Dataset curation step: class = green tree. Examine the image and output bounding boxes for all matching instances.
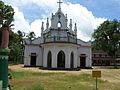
[92,19,120,68]
[26,31,36,43]
[17,30,25,45]
[0,1,14,27]
[9,31,25,64]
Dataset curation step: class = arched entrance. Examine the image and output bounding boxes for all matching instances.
[57,51,65,68]
[70,52,74,68]
[47,51,52,68]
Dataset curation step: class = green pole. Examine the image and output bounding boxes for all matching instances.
[0,49,10,90]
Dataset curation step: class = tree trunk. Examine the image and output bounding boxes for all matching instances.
[1,26,11,49]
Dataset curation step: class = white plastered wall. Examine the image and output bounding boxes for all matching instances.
[42,43,78,68]
[78,46,92,67]
[24,45,43,66]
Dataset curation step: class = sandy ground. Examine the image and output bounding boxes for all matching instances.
[9,64,120,83]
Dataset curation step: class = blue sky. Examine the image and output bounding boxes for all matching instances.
[2,0,120,41]
[67,0,120,19]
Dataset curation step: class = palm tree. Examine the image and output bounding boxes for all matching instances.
[0,1,14,48]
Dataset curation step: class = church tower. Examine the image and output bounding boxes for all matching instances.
[41,0,79,69]
[41,0,77,44]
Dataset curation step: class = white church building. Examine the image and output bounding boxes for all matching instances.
[24,0,92,69]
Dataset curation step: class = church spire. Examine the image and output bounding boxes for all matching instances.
[41,22,44,37]
[69,19,72,30]
[46,17,49,29]
[57,0,62,11]
[74,23,77,37]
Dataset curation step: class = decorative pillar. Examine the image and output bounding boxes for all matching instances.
[52,47,57,68]
[1,27,10,48]
[0,49,10,90]
[0,26,10,90]
[65,49,70,68]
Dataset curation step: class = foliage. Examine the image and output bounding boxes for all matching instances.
[92,19,120,67]
[0,1,14,27]
[26,31,36,41]
[17,30,25,45]
[8,30,37,64]
[9,31,25,64]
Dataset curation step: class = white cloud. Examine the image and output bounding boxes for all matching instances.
[61,2,106,41]
[13,6,30,33]
[29,19,43,36]
[4,0,106,41]
[13,6,46,37]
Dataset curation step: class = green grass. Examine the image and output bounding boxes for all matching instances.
[11,84,44,90]
[9,70,107,90]
[23,85,44,90]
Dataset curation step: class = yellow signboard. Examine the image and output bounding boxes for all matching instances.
[92,71,101,78]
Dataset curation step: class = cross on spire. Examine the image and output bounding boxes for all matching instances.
[57,0,62,10]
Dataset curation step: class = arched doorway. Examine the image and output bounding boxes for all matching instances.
[47,51,52,68]
[57,51,65,68]
[70,52,74,68]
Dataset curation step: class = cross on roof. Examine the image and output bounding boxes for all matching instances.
[57,0,63,10]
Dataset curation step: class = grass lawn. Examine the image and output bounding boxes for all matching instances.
[9,65,120,90]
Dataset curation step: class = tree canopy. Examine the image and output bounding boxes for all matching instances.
[26,31,36,44]
[9,31,24,63]
[0,1,14,27]
[92,19,120,67]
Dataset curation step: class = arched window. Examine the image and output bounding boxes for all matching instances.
[57,21,62,28]
[70,52,74,68]
[57,50,65,68]
[47,51,52,68]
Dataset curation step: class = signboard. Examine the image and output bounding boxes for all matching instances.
[92,71,101,78]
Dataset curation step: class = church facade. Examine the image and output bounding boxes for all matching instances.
[24,1,92,69]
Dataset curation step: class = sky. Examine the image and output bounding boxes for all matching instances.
[2,0,120,41]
